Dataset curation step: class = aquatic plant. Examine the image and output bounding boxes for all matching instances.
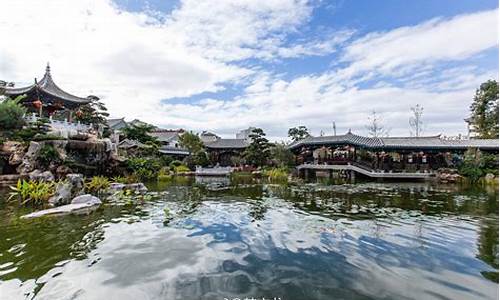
[85,176,110,194]
[9,179,55,206]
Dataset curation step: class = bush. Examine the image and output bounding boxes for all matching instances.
[173,164,190,174]
[459,149,499,182]
[127,157,161,172]
[263,167,289,183]
[0,97,27,131]
[9,179,55,206]
[134,168,156,180]
[112,174,139,184]
[38,144,60,168]
[85,176,110,194]
[169,160,183,169]
[159,155,173,167]
[157,167,172,181]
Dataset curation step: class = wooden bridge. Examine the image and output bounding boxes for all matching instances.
[297,163,435,180]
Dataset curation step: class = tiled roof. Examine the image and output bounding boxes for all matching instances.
[289,133,498,151]
[205,138,249,149]
[5,65,91,105]
[118,139,147,149]
[150,130,183,142]
[107,118,127,130]
[159,146,190,156]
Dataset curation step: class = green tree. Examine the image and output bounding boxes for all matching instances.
[269,142,295,168]
[288,126,310,142]
[470,80,499,138]
[121,123,159,145]
[459,148,499,182]
[0,96,27,132]
[74,95,109,126]
[178,131,204,153]
[243,128,270,167]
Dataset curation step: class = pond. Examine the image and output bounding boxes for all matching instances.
[0,179,498,300]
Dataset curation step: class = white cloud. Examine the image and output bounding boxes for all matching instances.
[341,9,498,78]
[0,2,497,139]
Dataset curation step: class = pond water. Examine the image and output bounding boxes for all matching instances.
[0,179,498,300]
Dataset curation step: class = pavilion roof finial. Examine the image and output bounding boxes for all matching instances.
[45,62,51,76]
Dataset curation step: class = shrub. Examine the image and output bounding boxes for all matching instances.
[173,164,190,174]
[264,168,289,183]
[9,179,55,206]
[38,144,60,168]
[127,157,161,180]
[159,155,173,167]
[0,97,27,131]
[157,167,172,181]
[459,149,499,182]
[85,176,110,194]
[111,176,127,184]
[134,168,156,180]
[169,160,183,169]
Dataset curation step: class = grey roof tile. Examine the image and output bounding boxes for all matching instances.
[205,139,249,149]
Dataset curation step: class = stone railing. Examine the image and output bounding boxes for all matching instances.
[25,113,92,138]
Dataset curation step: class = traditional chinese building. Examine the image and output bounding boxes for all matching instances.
[205,138,249,166]
[4,64,92,121]
[289,131,498,178]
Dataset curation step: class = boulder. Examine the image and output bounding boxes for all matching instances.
[55,165,73,178]
[485,173,495,180]
[21,194,101,219]
[109,182,148,194]
[125,183,148,194]
[0,141,26,165]
[71,194,101,205]
[17,141,42,174]
[109,182,126,191]
[28,170,55,182]
[48,173,85,206]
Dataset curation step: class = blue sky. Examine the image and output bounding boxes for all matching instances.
[1,0,498,139]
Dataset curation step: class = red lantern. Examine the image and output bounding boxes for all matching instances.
[75,110,82,117]
[32,99,42,109]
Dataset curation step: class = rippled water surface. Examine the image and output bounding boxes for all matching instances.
[0,180,498,300]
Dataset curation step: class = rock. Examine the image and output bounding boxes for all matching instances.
[436,168,463,183]
[485,173,495,180]
[0,141,26,165]
[71,194,101,205]
[125,183,148,194]
[48,173,85,206]
[55,165,73,178]
[109,182,148,194]
[0,174,21,187]
[28,170,55,182]
[17,141,42,174]
[21,195,101,219]
[109,182,126,191]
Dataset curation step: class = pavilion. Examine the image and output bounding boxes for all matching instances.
[289,131,498,174]
[4,64,92,121]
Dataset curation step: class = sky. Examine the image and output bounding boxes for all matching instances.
[0,0,498,140]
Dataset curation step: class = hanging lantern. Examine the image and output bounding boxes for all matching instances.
[32,99,42,109]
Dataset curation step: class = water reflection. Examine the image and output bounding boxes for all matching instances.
[0,182,497,300]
